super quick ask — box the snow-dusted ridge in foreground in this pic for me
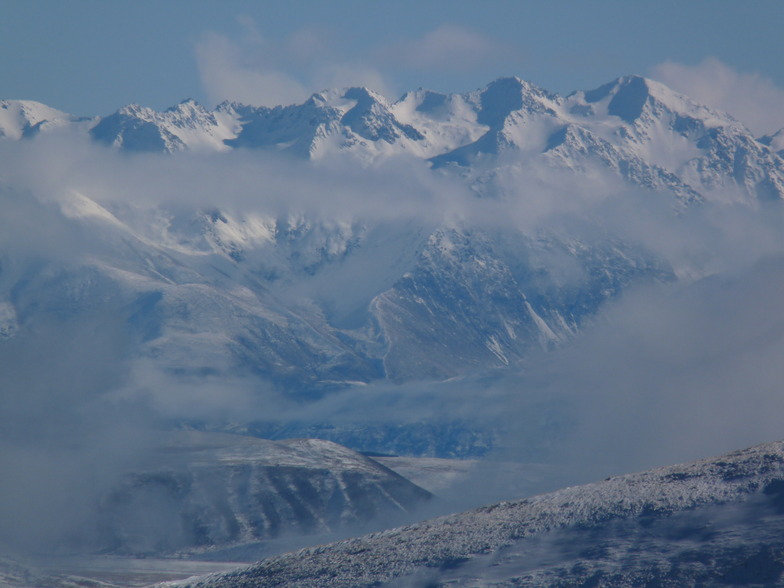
[165,439,784,587]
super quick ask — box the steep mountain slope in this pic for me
[372,225,669,381]
[0,192,382,396]
[0,184,669,403]
[90,100,239,152]
[166,440,784,587]
[0,432,432,587]
[93,431,431,556]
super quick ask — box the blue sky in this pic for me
[1,0,783,128]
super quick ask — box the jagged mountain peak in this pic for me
[760,128,784,157]
[395,88,450,116]
[338,87,423,144]
[222,85,424,157]
[475,76,560,127]
[306,86,389,112]
[583,74,654,122]
[165,98,206,114]
[571,74,739,130]
[580,74,646,102]
[4,74,783,202]
[116,99,211,121]
[341,85,388,104]
[547,74,784,203]
[214,99,254,112]
[91,98,235,153]
[481,75,551,97]
[115,102,157,119]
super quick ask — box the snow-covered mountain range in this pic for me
[0,75,782,452]
[0,76,784,436]
[4,75,783,202]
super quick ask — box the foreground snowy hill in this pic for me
[165,439,784,587]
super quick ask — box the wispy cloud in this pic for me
[376,25,509,73]
[195,17,391,107]
[538,253,784,476]
[651,58,784,136]
[195,30,309,107]
[194,20,513,107]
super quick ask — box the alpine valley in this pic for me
[1,73,784,586]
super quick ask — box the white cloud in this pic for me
[195,19,391,107]
[651,58,784,136]
[312,63,393,100]
[194,21,517,107]
[378,24,506,72]
[195,31,309,107]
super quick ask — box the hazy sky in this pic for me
[1,0,783,116]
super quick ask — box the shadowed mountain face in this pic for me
[0,432,433,587]
[90,432,432,556]
[163,440,784,587]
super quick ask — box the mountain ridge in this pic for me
[161,438,784,587]
[4,74,781,206]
